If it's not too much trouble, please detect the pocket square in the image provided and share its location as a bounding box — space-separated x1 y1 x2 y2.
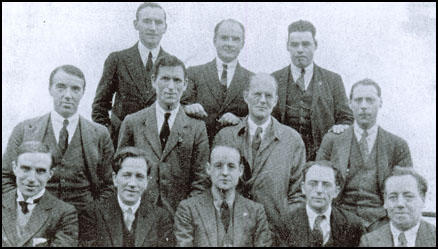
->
32 237 47 246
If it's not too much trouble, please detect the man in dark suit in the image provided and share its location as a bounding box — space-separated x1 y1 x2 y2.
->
2 141 78 247
87 147 174 247
317 79 412 229
2 65 114 245
182 19 254 145
214 73 306 246
174 144 272 246
92 3 172 148
360 167 436 247
272 20 353 161
279 160 364 247
118 55 209 216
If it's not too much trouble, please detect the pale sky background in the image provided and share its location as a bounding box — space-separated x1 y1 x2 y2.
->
2 2 436 211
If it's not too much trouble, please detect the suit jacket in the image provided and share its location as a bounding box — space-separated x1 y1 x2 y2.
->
88 194 174 247
174 190 272 247
2 190 78 247
2 113 114 200
272 64 353 150
91 43 171 146
279 205 365 247
214 117 306 236
182 59 253 143
117 105 210 215
359 220 436 247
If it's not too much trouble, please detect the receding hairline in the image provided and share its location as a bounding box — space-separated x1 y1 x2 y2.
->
246 73 278 94
210 145 241 162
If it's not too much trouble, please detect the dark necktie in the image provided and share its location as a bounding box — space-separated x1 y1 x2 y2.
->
397 232 407 247
18 197 42 214
220 201 230 232
146 52 153 73
297 67 306 91
159 112 171 151
251 127 263 160
58 119 69 155
313 214 325 246
359 129 369 160
220 64 228 101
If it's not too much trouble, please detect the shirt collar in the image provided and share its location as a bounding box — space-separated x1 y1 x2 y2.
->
50 110 79 126
353 121 378 138
138 41 161 63
211 187 235 210
117 194 141 214
17 188 45 203
247 116 271 136
290 62 314 78
306 204 331 228
216 56 238 71
390 221 420 246
155 101 180 118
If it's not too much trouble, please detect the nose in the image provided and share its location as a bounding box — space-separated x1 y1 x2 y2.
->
221 166 229 176
259 93 267 103
167 80 176 90
296 44 304 53
147 21 157 31
395 196 407 208
315 182 323 193
25 170 37 184
127 176 137 187
63 88 73 99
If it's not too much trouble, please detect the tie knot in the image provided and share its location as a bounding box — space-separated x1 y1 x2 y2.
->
126 207 133 215
223 64 228 70
315 215 325 226
362 129 368 137
398 232 407 247
300 67 305 75
221 201 229 210
63 119 69 127
147 52 153 59
164 112 171 120
255 127 263 136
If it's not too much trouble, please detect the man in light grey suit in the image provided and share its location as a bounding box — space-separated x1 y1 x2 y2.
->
359 167 436 247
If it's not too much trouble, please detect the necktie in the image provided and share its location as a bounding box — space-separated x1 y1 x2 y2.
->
58 119 69 155
313 214 325 246
159 112 171 151
18 197 42 214
359 129 369 160
398 232 407 247
220 201 230 232
124 208 135 231
220 64 228 88
251 127 263 160
146 52 153 73
297 67 306 91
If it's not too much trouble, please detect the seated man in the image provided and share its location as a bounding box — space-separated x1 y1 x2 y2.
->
174 144 272 247
279 160 364 247
87 147 174 247
360 167 436 247
2 141 78 247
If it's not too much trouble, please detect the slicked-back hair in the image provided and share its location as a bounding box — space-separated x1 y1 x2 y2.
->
244 73 279 96
113 147 151 176
384 166 428 200
16 141 54 169
302 160 344 187
214 18 245 42
349 78 382 100
49 64 86 89
136 2 166 22
151 55 187 80
288 20 317 41
210 143 242 165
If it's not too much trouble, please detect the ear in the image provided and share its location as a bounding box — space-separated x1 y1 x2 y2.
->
48 169 55 179
133 19 139 31
301 181 306 196
333 185 341 199
151 75 158 90
238 164 244 178
243 90 249 105
314 39 318 50
379 98 383 108
12 161 18 175
112 172 117 187
205 162 212 176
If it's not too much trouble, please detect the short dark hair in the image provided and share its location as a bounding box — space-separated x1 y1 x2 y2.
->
49 65 86 89
214 19 245 42
136 2 166 22
245 73 279 96
16 141 54 169
349 78 382 100
384 166 428 200
288 20 316 41
210 144 242 165
151 55 187 80
113 147 151 176
302 160 344 187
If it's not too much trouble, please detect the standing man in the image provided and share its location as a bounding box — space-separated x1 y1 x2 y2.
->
2 141 78 247
279 161 364 247
317 79 412 229
2 65 114 245
92 2 172 148
182 19 254 145
174 144 272 247
118 55 209 216
359 167 436 247
214 73 306 245
272 20 353 161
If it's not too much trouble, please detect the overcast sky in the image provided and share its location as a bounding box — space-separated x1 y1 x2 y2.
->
2 2 436 211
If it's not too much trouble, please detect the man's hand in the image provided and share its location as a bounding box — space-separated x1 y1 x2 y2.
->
330 124 349 134
184 103 208 118
217 112 240 126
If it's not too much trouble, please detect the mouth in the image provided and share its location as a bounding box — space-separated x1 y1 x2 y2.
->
24 185 38 191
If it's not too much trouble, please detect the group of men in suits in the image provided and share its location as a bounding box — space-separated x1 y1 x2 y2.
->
2 2 436 247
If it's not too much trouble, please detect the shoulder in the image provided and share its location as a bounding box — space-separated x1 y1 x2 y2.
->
45 192 77 214
363 223 390 240
187 62 211 74
80 117 108 133
271 65 289 78
378 127 408 145
333 206 363 229
273 118 301 139
15 114 49 128
237 64 254 77
124 107 152 123
314 64 342 81
420 220 437 234
238 195 264 210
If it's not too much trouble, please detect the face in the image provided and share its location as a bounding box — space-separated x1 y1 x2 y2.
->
49 70 85 118
350 84 382 129
207 146 243 191
214 21 244 63
384 175 425 231
301 165 340 213
134 7 167 49
113 157 148 206
13 152 53 199
152 66 187 110
287 31 317 68
244 78 278 123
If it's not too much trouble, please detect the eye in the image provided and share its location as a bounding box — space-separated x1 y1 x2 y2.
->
36 168 47 174
155 20 164 25
232 37 241 42
56 83 66 89
161 76 170 81
302 41 311 47
228 163 236 169
136 174 145 179
20 165 31 172
290 42 299 47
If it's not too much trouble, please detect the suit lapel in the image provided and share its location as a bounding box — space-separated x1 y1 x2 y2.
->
232 194 247 246
310 65 324 111
134 200 155 247
221 63 245 112
329 208 344 246
336 127 354 182
276 66 290 122
196 192 218 247
79 116 98 181
23 113 51 141
2 191 19 246
291 207 311 246
375 127 390 190
162 108 189 159
251 120 279 180
415 221 435 247
102 196 124 246
141 106 163 159
204 59 224 106
124 43 149 102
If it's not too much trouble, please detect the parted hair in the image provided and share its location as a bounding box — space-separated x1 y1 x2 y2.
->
136 2 166 22
302 160 344 187
16 141 54 169
214 18 245 42
288 20 316 40
113 146 151 176
151 55 187 80
384 166 428 200
349 78 382 100
49 64 86 89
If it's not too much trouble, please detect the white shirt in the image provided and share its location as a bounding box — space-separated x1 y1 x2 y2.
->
247 116 271 143
51 110 79 144
353 122 378 153
290 62 314 90
138 41 161 67
306 205 332 245
117 194 141 220
216 57 238 88
17 188 45 213
390 221 420 247
211 188 235 212
156 102 180 134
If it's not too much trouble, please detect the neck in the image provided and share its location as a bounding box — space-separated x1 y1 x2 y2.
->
357 121 376 130
211 185 235 201
392 220 419 232
309 204 330 215
158 102 178 112
249 115 270 126
54 109 75 119
140 40 158 50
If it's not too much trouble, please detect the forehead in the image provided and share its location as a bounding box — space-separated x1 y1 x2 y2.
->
305 165 336 183
385 175 420 195
217 21 244 37
138 7 165 20
17 152 52 169
352 84 379 99
211 146 240 164
249 78 276 94
289 31 314 42
52 70 84 88
156 66 185 79
119 157 147 174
